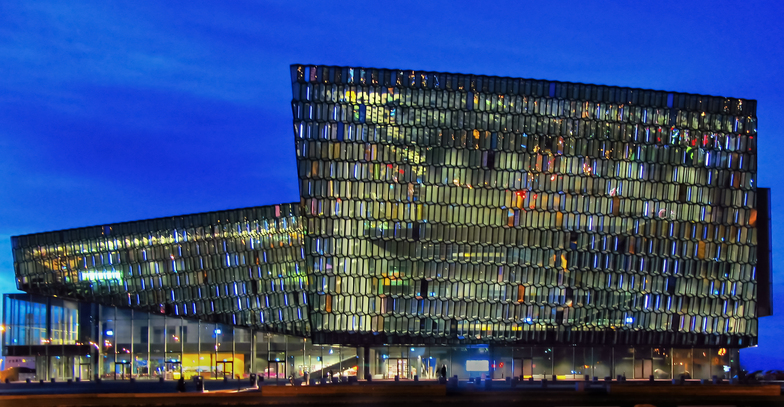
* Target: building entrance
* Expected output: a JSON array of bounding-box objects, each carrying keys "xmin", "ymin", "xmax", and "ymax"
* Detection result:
[
  {"xmin": 513, "ymin": 358, "xmax": 533, "ymax": 379},
  {"xmin": 635, "ymin": 358, "xmax": 653, "ymax": 379},
  {"xmin": 216, "ymin": 360, "xmax": 233, "ymax": 378},
  {"xmin": 77, "ymin": 362, "xmax": 91, "ymax": 381},
  {"xmin": 387, "ymin": 358, "xmax": 408, "ymax": 379},
  {"xmin": 266, "ymin": 361, "xmax": 285, "ymax": 380},
  {"xmin": 164, "ymin": 361, "xmax": 181, "ymax": 379},
  {"xmin": 114, "ymin": 361, "xmax": 131, "ymax": 380}
]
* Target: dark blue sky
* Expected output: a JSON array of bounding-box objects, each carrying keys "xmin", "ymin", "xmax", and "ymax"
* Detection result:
[{"xmin": 2, "ymin": 0, "xmax": 783, "ymax": 369}]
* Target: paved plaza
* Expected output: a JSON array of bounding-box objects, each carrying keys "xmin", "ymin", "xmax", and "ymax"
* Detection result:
[{"xmin": 0, "ymin": 378, "xmax": 783, "ymax": 407}]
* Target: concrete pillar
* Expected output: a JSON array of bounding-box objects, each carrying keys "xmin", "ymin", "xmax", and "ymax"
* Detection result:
[{"xmin": 363, "ymin": 346, "xmax": 370, "ymax": 380}]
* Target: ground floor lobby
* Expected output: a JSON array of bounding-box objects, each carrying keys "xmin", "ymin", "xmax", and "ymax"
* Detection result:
[
  {"xmin": 3, "ymin": 294, "xmax": 741, "ymax": 382},
  {"xmin": 4, "ymin": 343, "xmax": 740, "ymax": 382}
]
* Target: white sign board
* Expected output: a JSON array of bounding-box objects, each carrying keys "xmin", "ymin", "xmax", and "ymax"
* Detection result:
[{"xmin": 465, "ymin": 360, "xmax": 489, "ymax": 371}]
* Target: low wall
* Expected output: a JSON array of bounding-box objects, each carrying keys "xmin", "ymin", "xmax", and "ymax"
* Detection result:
[
  {"xmin": 261, "ymin": 384, "xmax": 446, "ymax": 397},
  {"xmin": 608, "ymin": 384, "xmax": 781, "ymax": 396}
]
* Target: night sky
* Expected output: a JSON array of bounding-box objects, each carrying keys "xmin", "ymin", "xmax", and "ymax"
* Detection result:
[{"xmin": 2, "ymin": 1, "xmax": 783, "ymax": 370}]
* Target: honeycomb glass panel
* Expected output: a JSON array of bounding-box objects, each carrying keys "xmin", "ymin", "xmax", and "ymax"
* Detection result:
[
  {"xmin": 291, "ymin": 65, "xmax": 759, "ymax": 347},
  {"xmin": 10, "ymin": 204, "xmax": 310, "ymax": 336}
]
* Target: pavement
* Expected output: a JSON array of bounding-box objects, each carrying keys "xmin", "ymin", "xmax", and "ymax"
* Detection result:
[
  {"xmin": 0, "ymin": 377, "xmax": 251, "ymax": 395},
  {"xmin": 1, "ymin": 378, "xmax": 784, "ymax": 407}
]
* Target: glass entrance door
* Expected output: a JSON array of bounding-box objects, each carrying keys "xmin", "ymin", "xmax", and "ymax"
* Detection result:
[
  {"xmin": 635, "ymin": 358, "xmax": 653, "ymax": 379},
  {"xmin": 164, "ymin": 361, "xmax": 181, "ymax": 379},
  {"xmin": 266, "ymin": 361, "xmax": 285, "ymax": 381},
  {"xmin": 114, "ymin": 361, "xmax": 131, "ymax": 380},
  {"xmin": 522, "ymin": 358, "xmax": 533, "ymax": 379},
  {"xmin": 78, "ymin": 363, "xmax": 91, "ymax": 381},
  {"xmin": 387, "ymin": 358, "xmax": 408, "ymax": 379},
  {"xmin": 216, "ymin": 361, "xmax": 233, "ymax": 378}
]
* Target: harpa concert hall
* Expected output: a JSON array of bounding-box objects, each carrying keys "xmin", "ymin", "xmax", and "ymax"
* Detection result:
[{"xmin": 4, "ymin": 65, "xmax": 770, "ymax": 383}]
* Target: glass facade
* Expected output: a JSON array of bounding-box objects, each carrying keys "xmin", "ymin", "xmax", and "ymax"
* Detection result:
[
  {"xmin": 11, "ymin": 204, "xmax": 310, "ymax": 336},
  {"xmin": 5, "ymin": 65, "xmax": 768, "ymax": 382},
  {"xmin": 3, "ymin": 294, "xmax": 741, "ymax": 381},
  {"xmin": 2, "ymin": 294, "xmax": 357, "ymax": 381},
  {"xmin": 291, "ymin": 65, "xmax": 761, "ymax": 347}
]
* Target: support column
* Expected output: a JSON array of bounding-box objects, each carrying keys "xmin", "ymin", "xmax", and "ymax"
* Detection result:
[
  {"xmin": 178, "ymin": 318, "xmax": 183, "ymax": 378},
  {"xmin": 146, "ymin": 313, "xmax": 150, "ymax": 380},
  {"xmin": 250, "ymin": 330, "xmax": 256, "ymax": 375},
  {"xmin": 129, "ymin": 312, "xmax": 134, "ymax": 378},
  {"xmin": 163, "ymin": 314, "xmax": 167, "ymax": 377},
  {"xmin": 197, "ymin": 320, "xmax": 201, "ymax": 378},
  {"xmin": 111, "ymin": 307, "xmax": 117, "ymax": 380},
  {"xmin": 610, "ymin": 347, "xmax": 615, "ymax": 378},
  {"xmin": 267, "ymin": 333, "xmax": 271, "ymax": 380},
  {"xmin": 571, "ymin": 347, "xmax": 575, "ymax": 380},
  {"xmin": 691, "ymin": 347, "xmax": 695, "ymax": 379},
  {"xmin": 45, "ymin": 297, "xmax": 51, "ymax": 381},
  {"xmin": 449, "ymin": 347, "xmax": 453, "ymax": 378},
  {"xmin": 94, "ymin": 303, "xmax": 101, "ymax": 380},
  {"xmin": 363, "ymin": 346, "xmax": 370, "ymax": 380}
]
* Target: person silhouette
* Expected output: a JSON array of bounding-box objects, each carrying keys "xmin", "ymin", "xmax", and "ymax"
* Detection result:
[{"xmin": 177, "ymin": 377, "xmax": 186, "ymax": 392}]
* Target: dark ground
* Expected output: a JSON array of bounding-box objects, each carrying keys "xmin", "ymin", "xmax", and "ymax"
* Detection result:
[{"xmin": 1, "ymin": 379, "xmax": 783, "ymax": 407}]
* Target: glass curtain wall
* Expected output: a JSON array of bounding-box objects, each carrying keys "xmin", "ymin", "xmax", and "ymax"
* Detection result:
[
  {"xmin": 149, "ymin": 313, "xmax": 166, "ymax": 378},
  {"xmin": 4, "ymin": 296, "xmax": 47, "ymax": 346},
  {"xmin": 291, "ymin": 65, "xmax": 760, "ymax": 352},
  {"xmin": 366, "ymin": 345, "xmax": 738, "ymax": 381},
  {"xmin": 2, "ymin": 295, "xmax": 743, "ymax": 381}
]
